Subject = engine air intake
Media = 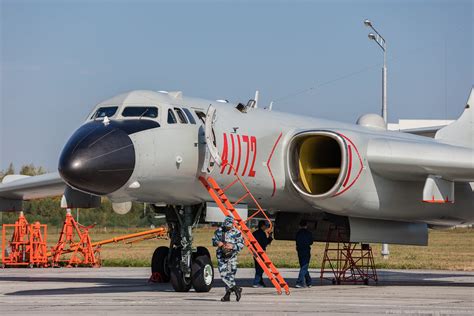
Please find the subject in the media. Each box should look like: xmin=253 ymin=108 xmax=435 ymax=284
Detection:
xmin=289 ymin=132 xmax=346 ymax=197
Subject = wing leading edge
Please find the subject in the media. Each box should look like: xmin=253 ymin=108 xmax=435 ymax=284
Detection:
xmin=367 ymin=139 xmax=474 ymax=182
xmin=0 ymin=172 xmax=65 ymax=211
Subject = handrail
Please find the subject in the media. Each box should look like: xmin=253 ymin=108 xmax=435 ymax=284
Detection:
xmin=218 ymin=162 xmax=273 ymax=231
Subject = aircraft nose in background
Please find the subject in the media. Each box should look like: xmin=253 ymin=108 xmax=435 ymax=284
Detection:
xmin=58 ymin=121 xmax=136 ymax=195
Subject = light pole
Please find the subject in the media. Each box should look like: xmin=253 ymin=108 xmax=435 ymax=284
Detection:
xmin=364 ymin=19 xmax=388 ymax=123
xmin=364 ymin=19 xmax=390 ymax=259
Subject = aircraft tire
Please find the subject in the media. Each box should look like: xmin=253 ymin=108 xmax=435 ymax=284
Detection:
xmin=169 ymin=248 xmax=192 ymax=292
xmin=151 ymin=246 xmax=170 ymax=282
xmin=191 ymin=246 xmax=214 ymax=292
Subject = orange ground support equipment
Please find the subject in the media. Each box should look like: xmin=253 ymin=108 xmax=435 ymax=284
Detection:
xmin=320 ymin=225 xmax=378 ymax=285
xmin=1 ymin=212 xmax=48 ymax=268
xmin=50 ymin=210 xmax=99 ymax=267
xmin=47 ymin=212 xmax=169 ymax=268
xmin=200 ymin=163 xmax=290 ymax=295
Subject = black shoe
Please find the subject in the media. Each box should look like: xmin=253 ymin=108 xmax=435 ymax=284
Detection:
xmin=232 ymin=286 xmax=242 ymax=302
xmin=221 ymin=290 xmax=231 ymax=302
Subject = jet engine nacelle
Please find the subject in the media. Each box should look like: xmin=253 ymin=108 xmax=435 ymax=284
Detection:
xmin=287 ymin=129 xmax=371 ymax=214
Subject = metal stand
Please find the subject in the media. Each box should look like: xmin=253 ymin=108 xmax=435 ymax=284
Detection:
xmin=320 ymin=225 xmax=378 ymax=285
xmin=50 ymin=209 xmax=99 ymax=267
xmin=1 ymin=212 xmax=48 ymax=268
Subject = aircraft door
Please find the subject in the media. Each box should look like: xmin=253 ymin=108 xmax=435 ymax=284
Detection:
xmin=202 ymin=105 xmax=221 ymax=173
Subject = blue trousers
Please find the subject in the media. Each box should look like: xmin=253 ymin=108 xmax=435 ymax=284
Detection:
xmin=297 ymin=254 xmax=312 ymax=286
xmin=253 ymin=259 xmax=264 ymax=285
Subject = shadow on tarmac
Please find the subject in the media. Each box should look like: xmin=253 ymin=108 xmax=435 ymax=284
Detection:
xmin=1 ymin=270 xmax=473 ymax=296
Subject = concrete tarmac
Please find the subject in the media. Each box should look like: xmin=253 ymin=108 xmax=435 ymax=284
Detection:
xmin=0 ymin=267 xmax=473 ymax=315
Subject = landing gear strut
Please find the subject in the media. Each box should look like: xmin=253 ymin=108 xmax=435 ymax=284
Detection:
xmin=150 ymin=204 xmax=214 ymax=292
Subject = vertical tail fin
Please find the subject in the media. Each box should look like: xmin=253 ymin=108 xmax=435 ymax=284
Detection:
xmin=435 ymin=87 xmax=474 ymax=148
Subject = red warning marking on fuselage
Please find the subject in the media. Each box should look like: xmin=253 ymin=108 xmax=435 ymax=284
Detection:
xmin=342 ymin=145 xmax=352 ymax=187
xmin=333 ymin=134 xmax=363 ymax=197
xmin=267 ymin=132 xmax=283 ymax=197
xmin=220 ymin=132 xmax=257 ymax=177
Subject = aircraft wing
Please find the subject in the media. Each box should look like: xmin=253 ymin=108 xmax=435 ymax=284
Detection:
xmin=0 ymin=172 xmax=65 ymax=211
xmin=367 ymin=139 xmax=474 ymax=182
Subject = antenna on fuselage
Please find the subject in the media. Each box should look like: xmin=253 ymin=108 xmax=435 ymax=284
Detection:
xmin=264 ymin=101 xmax=273 ymax=111
xmin=254 ymin=90 xmax=259 ymax=108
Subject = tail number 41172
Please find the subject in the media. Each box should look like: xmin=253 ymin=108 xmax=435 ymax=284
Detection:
xmin=220 ymin=133 xmax=257 ymax=177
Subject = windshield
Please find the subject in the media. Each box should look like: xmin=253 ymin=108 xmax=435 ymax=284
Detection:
xmin=91 ymin=106 xmax=118 ymax=119
xmin=122 ymin=106 xmax=158 ymax=118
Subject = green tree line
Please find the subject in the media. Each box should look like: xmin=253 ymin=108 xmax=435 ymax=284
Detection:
xmin=0 ymin=163 xmax=162 ymax=228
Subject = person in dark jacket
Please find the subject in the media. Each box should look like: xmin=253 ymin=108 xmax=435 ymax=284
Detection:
xmin=252 ymin=220 xmax=273 ymax=287
xmin=295 ymin=219 xmax=313 ymax=288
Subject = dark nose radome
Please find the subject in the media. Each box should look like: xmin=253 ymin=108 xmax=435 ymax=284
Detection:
xmin=58 ymin=121 xmax=136 ymax=195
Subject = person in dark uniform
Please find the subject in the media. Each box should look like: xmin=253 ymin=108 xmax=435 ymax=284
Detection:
xmin=295 ymin=219 xmax=313 ymax=288
xmin=252 ymin=220 xmax=273 ymax=287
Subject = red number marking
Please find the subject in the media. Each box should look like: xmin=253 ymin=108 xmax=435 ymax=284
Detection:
xmin=248 ymin=136 xmax=257 ymax=177
xmin=228 ymin=134 xmax=235 ymax=175
xmin=235 ymin=135 xmax=242 ymax=173
xmin=241 ymin=135 xmax=250 ymax=176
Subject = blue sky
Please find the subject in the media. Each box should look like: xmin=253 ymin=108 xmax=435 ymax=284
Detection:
xmin=1 ymin=0 xmax=472 ymax=171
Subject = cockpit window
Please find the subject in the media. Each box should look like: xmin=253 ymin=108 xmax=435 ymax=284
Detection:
xmin=122 ymin=106 xmax=158 ymax=118
xmin=167 ymin=109 xmax=177 ymax=124
xmin=195 ymin=110 xmax=206 ymax=124
xmin=182 ymin=108 xmax=196 ymax=124
xmin=91 ymin=106 xmax=118 ymax=119
xmin=174 ymin=108 xmax=188 ymax=124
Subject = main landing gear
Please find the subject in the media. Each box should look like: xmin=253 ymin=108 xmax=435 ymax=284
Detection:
xmin=150 ymin=204 xmax=214 ymax=292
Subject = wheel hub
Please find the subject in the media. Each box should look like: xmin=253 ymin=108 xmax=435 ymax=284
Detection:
xmin=203 ymin=264 xmax=213 ymax=285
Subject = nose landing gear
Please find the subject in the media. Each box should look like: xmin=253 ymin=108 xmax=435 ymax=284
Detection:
xmin=150 ymin=204 xmax=214 ymax=292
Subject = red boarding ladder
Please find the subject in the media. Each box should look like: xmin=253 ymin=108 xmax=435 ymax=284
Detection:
xmin=199 ymin=164 xmax=290 ymax=295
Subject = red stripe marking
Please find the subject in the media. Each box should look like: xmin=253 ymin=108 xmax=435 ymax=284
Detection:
xmin=228 ymin=134 xmax=235 ymax=175
xmin=333 ymin=134 xmax=363 ymax=197
xmin=220 ymin=133 xmax=228 ymax=174
xmin=248 ymin=136 xmax=257 ymax=177
xmin=235 ymin=135 xmax=242 ymax=173
xmin=241 ymin=135 xmax=250 ymax=176
xmin=342 ymin=145 xmax=352 ymax=187
xmin=266 ymin=132 xmax=283 ymax=197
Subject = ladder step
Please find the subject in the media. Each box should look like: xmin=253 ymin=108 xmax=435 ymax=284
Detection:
xmin=201 ymin=174 xmax=290 ymax=295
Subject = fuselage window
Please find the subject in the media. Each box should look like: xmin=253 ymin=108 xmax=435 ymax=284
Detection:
xmin=182 ymin=108 xmax=196 ymax=124
xmin=195 ymin=110 xmax=206 ymax=124
xmin=122 ymin=106 xmax=158 ymax=118
xmin=91 ymin=106 xmax=118 ymax=119
xmin=174 ymin=108 xmax=188 ymax=124
xmin=167 ymin=109 xmax=177 ymax=124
